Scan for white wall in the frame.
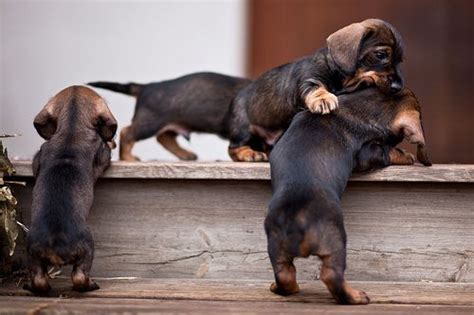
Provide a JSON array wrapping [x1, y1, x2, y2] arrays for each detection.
[[0, 0, 247, 161]]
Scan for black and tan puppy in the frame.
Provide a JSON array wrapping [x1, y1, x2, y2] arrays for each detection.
[[227, 18, 404, 162], [25, 86, 117, 294], [265, 87, 431, 304], [88, 72, 250, 161]]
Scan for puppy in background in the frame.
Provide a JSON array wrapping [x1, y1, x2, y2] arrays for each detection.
[[25, 86, 117, 294], [228, 18, 405, 161], [266, 87, 431, 304], [88, 72, 250, 161]]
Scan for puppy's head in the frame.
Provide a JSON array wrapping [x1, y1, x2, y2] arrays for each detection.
[[389, 90, 431, 166], [327, 18, 404, 94], [34, 86, 117, 143]]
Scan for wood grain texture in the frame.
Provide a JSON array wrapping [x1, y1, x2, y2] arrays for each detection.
[[10, 161, 474, 182], [2, 296, 473, 315], [1, 278, 473, 306], [10, 178, 474, 282]]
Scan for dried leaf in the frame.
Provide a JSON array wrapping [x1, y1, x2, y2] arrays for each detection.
[[0, 139, 21, 257], [0, 141, 15, 176], [3, 210, 19, 257]]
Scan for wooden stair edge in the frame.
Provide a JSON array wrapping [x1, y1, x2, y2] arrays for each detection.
[[2, 296, 473, 315], [10, 160, 474, 182], [1, 278, 472, 306]]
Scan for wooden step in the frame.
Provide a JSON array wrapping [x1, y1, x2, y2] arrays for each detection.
[[6, 162, 474, 283], [0, 278, 473, 314], [3, 296, 473, 315], [2, 278, 473, 305]]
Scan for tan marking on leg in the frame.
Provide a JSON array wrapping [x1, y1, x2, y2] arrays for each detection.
[[305, 87, 339, 114], [157, 131, 197, 161], [24, 264, 51, 294], [119, 126, 140, 161], [228, 146, 268, 162], [71, 268, 100, 292], [320, 257, 369, 305], [270, 262, 300, 296]]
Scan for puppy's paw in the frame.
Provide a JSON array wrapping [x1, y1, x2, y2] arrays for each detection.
[[270, 282, 300, 296], [345, 289, 370, 305], [177, 150, 198, 161], [305, 88, 339, 114], [72, 279, 100, 292], [121, 154, 141, 162], [229, 146, 268, 162], [389, 147, 415, 165]]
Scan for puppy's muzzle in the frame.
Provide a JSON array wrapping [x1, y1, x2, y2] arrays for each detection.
[[390, 80, 403, 93], [389, 68, 404, 93]]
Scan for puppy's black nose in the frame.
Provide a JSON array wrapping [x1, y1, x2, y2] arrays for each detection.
[[390, 81, 402, 92]]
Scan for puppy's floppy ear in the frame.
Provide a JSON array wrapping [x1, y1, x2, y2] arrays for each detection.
[[392, 110, 432, 166], [95, 99, 117, 142], [33, 101, 58, 139], [327, 22, 367, 75]]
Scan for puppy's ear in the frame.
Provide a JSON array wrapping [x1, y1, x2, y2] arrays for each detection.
[[95, 100, 117, 142], [33, 102, 58, 139], [327, 22, 367, 75], [392, 110, 432, 166]]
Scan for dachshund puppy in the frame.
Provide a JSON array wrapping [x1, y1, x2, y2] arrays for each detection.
[[88, 72, 250, 161], [227, 18, 404, 162], [24, 86, 117, 294], [265, 87, 431, 304]]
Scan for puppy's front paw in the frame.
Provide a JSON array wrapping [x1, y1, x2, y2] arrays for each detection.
[[229, 146, 268, 162], [305, 88, 339, 114], [389, 147, 415, 165]]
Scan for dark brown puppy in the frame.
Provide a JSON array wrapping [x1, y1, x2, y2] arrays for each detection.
[[88, 72, 250, 161], [265, 87, 431, 304], [227, 18, 404, 162], [25, 86, 117, 294]]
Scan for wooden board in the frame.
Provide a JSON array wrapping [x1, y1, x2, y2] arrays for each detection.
[[10, 178, 474, 282], [10, 161, 474, 182], [1, 278, 473, 306], [2, 296, 473, 315]]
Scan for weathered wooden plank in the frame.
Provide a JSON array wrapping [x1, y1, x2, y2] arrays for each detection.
[[10, 179, 474, 282], [1, 296, 473, 315], [11, 161, 474, 182], [1, 279, 473, 306]]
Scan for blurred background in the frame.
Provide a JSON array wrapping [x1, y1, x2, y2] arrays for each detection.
[[1, 0, 472, 163]]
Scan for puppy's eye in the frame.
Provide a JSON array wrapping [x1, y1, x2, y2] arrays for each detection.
[[375, 51, 388, 60]]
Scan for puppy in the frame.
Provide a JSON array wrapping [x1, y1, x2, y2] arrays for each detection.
[[88, 72, 250, 161], [265, 87, 431, 304], [227, 18, 404, 162], [24, 86, 117, 294]]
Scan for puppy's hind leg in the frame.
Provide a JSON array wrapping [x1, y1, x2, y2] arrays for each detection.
[[23, 256, 51, 295], [268, 248, 300, 296], [157, 129, 198, 161], [317, 219, 370, 305], [265, 217, 300, 296], [227, 98, 268, 162], [119, 125, 140, 161], [71, 242, 99, 292]]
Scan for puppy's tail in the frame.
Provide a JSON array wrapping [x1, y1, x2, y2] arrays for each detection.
[[87, 81, 144, 97]]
